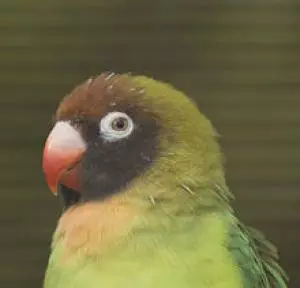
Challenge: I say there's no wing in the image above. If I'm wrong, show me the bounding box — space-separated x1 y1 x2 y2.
182 181 288 287
229 221 288 288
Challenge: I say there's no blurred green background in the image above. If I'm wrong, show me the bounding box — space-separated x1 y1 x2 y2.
0 0 299 287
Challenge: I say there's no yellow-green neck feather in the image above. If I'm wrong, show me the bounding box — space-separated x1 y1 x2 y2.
45 208 243 288
129 76 231 209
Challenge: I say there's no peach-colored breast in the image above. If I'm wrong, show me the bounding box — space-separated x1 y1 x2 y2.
55 197 138 261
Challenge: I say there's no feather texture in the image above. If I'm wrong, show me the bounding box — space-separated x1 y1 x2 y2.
229 221 288 288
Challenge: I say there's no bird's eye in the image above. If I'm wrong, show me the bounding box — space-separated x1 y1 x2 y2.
100 112 134 142
111 117 128 131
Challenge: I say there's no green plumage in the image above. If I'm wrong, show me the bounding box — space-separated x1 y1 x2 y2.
43 74 288 288
230 222 288 288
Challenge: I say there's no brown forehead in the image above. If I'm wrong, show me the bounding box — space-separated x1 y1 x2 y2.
56 72 144 120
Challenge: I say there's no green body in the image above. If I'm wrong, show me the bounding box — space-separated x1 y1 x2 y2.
44 75 287 288
45 208 286 288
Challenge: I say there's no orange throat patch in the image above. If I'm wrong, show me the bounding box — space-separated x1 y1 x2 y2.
54 197 138 261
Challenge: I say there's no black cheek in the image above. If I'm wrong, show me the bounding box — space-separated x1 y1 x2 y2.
80 122 159 201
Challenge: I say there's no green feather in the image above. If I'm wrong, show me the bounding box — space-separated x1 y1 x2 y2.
229 221 288 288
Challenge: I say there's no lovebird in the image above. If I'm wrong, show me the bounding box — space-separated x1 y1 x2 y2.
42 72 288 288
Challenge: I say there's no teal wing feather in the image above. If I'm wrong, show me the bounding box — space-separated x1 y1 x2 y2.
229 221 288 288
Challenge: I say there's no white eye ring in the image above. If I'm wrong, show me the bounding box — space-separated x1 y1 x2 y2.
100 112 134 142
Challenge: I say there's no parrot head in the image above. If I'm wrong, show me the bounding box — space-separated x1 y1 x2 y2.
43 72 227 214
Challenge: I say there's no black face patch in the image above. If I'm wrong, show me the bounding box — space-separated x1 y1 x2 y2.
75 107 160 201
58 184 81 211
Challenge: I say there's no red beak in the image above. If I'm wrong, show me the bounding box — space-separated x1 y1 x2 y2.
42 121 86 195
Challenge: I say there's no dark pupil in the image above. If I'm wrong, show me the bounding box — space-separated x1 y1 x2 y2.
112 117 128 131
